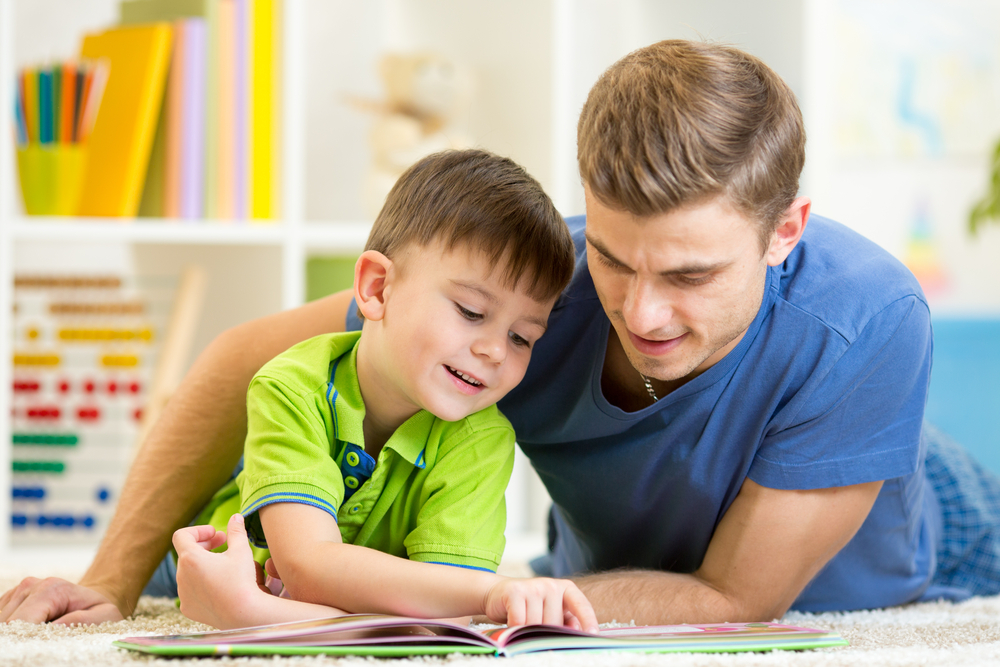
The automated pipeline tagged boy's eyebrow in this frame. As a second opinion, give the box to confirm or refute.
[585,233,728,276]
[451,280,548,331]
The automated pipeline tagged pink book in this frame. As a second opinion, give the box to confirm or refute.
[216,0,236,219]
[180,18,206,220]
[163,20,185,218]
[234,0,248,219]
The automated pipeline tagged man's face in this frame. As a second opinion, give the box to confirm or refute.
[585,189,771,386]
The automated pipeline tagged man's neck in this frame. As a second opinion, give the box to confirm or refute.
[601,327,686,412]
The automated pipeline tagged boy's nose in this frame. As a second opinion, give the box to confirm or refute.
[472,332,507,364]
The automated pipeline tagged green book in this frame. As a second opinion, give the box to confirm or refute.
[114,615,849,658]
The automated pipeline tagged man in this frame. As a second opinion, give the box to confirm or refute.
[3,40,998,626]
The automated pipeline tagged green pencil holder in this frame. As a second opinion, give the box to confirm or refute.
[16,144,88,216]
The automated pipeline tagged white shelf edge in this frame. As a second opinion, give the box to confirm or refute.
[302,221,373,253]
[8,218,375,248]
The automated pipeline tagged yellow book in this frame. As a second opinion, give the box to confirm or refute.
[250,0,273,221]
[77,24,173,217]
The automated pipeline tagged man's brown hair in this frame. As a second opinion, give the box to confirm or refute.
[366,149,574,302]
[577,40,806,248]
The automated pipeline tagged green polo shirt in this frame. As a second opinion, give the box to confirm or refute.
[198,331,515,572]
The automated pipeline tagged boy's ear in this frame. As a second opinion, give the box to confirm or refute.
[354,250,393,321]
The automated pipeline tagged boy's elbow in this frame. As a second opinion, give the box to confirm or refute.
[272,548,334,605]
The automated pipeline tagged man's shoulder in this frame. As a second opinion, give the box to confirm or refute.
[777,215,928,343]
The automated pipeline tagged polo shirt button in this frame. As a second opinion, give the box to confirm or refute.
[349,504,361,514]
[346,452,360,467]
[345,476,359,489]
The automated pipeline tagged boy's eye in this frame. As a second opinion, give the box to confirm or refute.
[509,332,531,348]
[456,304,483,321]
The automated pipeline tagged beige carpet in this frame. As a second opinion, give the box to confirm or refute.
[3,569,1000,666]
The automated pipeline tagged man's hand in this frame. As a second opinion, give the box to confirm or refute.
[173,513,266,629]
[483,577,598,633]
[0,577,124,625]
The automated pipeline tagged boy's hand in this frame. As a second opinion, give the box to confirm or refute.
[172,514,265,628]
[483,577,598,633]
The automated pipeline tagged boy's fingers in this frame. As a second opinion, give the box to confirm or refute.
[504,590,526,627]
[172,525,219,552]
[224,513,252,558]
[264,558,281,580]
[563,585,599,633]
[564,610,582,631]
[542,590,564,626]
[524,595,543,627]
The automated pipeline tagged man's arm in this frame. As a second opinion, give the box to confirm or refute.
[0,289,355,625]
[574,478,883,625]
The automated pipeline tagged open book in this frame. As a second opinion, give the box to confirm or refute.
[114,614,848,657]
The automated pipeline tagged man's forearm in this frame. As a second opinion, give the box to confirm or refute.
[80,292,354,617]
[79,328,257,617]
[575,569,747,626]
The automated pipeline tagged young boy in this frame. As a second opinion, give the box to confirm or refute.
[171,150,597,632]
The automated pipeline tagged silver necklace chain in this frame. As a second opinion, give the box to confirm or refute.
[640,373,659,402]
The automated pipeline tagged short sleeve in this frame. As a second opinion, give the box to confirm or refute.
[238,375,345,546]
[749,296,932,490]
[404,422,516,572]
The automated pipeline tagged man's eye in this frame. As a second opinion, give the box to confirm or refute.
[598,254,627,271]
[681,274,711,286]
[509,332,530,348]
[456,304,483,320]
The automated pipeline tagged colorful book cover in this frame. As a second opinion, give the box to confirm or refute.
[204,0,221,219]
[180,18,207,219]
[77,23,172,217]
[113,615,849,658]
[249,0,273,221]
[216,0,236,219]
[234,0,248,219]
[163,20,185,218]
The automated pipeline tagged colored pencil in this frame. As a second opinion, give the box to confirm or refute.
[60,61,77,144]
[38,68,53,144]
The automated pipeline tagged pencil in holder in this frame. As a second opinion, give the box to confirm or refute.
[16,144,88,216]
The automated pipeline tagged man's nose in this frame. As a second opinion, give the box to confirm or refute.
[623,277,670,334]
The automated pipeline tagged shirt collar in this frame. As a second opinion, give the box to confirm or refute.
[329,332,431,469]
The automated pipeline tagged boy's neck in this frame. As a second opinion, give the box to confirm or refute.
[354,334,420,460]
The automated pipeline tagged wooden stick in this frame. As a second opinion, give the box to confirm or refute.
[132,265,208,462]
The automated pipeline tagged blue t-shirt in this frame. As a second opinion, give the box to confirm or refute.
[349,214,946,612]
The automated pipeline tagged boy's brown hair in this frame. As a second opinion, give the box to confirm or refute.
[366,149,574,302]
[577,40,806,250]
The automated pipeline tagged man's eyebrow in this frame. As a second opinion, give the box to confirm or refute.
[585,233,728,276]
[451,280,548,331]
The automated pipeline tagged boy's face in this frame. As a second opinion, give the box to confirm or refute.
[372,240,556,423]
[584,189,772,388]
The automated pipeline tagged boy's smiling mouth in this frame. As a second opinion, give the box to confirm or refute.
[445,365,484,388]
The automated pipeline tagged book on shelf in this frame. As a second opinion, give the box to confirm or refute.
[120,0,281,221]
[113,614,849,658]
[75,24,171,217]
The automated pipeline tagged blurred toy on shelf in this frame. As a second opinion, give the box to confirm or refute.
[351,52,473,217]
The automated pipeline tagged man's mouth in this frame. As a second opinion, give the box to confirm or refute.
[627,331,688,356]
[445,365,483,387]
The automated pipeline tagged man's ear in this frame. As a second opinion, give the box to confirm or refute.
[354,250,393,321]
[765,196,811,267]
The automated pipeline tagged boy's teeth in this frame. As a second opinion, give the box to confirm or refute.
[448,366,481,386]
